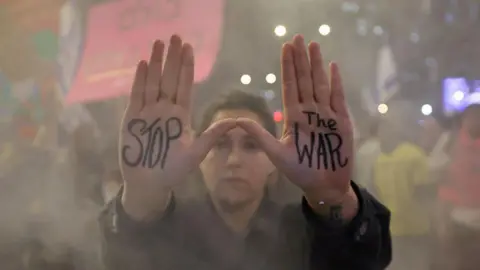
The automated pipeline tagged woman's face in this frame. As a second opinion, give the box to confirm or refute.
[200,109,274,209]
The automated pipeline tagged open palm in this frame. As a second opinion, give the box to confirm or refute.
[120,36,235,190]
[237,35,354,202]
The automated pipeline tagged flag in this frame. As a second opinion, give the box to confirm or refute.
[376,45,400,104]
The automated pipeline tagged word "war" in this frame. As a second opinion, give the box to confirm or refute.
[294,111,348,171]
[122,117,182,169]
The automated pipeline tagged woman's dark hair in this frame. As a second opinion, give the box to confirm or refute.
[196,90,277,137]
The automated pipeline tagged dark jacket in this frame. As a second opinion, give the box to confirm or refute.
[99,181,391,270]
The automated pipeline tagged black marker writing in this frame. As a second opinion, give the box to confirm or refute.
[302,111,337,131]
[122,117,182,169]
[294,111,348,171]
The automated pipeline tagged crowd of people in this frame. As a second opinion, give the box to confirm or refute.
[0,32,479,270]
[356,98,480,269]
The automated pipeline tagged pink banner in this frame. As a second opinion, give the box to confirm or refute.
[66,0,224,104]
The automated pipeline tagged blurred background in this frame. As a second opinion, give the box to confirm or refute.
[1,0,479,269]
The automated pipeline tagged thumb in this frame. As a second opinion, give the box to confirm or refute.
[236,118,283,160]
[190,118,237,162]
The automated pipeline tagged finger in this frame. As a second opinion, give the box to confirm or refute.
[281,43,299,116]
[127,60,148,113]
[160,35,183,101]
[292,35,314,103]
[145,40,165,106]
[236,118,283,163]
[175,43,194,110]
[309,42,330,107]
[190,118,237,163]
[330,62,349,116]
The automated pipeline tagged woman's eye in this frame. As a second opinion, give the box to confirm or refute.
[214,140,229,149]
[243,141,259,151]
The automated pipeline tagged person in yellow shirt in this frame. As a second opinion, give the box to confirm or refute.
[374,116,432,270]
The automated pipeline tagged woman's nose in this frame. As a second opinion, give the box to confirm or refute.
[225,147,243,167]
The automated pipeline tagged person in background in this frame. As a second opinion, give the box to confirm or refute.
[436,103,480,270]
[421,117,451,179]
[354,117,381,193]
[99,34,391,270]
[420,117,452,224]
[373,110,432,270]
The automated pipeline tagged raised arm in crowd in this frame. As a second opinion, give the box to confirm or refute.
[99,34,392,270]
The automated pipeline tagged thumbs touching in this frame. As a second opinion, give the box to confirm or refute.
[235,118,283,163]
[190,118,237,164]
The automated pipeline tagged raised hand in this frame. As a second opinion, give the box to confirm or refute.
[119,35,236,219]
[237,35,354,204]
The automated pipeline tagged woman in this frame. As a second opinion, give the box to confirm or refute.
[99,34,391,270]
[374,114,432,270]
[436,103,480,270]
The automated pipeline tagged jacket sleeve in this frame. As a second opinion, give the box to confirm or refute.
[275,181,392,270]
[98,190,177,270]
